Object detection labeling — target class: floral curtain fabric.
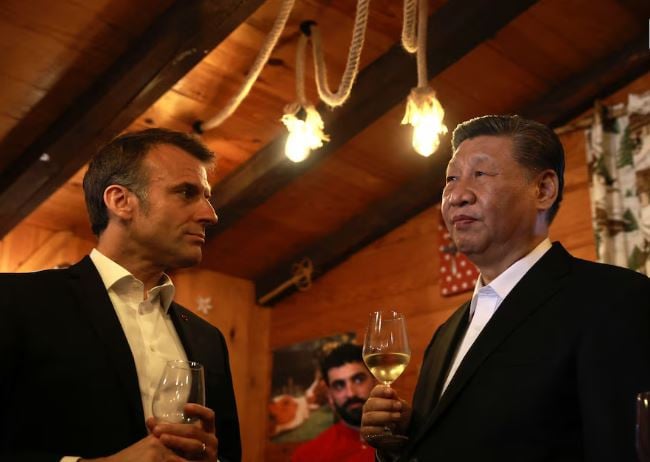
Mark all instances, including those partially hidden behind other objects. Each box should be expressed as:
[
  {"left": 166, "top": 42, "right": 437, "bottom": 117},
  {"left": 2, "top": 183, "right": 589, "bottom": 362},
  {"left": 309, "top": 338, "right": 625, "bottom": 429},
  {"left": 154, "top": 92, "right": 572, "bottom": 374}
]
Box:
[{"left": 586, "top": 91, "right": 650, "bottom": 275}]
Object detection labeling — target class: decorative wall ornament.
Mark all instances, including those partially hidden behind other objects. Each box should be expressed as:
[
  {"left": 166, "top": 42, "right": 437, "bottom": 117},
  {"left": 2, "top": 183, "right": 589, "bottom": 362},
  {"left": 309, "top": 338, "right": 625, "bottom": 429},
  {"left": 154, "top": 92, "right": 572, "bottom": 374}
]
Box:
[
  {"left": 257, "top": 257, "right": 313, "bottom": 305},
  {"left": 196, "top": 295, "right": 213, "bottom": 316},
  {"left": 437, "top": 213, "right": 479, "bottom": 297}
]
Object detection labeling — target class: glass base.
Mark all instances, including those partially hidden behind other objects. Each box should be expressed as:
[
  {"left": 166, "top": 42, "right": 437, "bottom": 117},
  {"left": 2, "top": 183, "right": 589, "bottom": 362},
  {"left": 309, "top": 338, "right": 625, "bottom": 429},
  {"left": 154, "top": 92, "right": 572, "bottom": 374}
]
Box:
[{"left": 365, "top": 432, "right": 408, "bottom": 448}]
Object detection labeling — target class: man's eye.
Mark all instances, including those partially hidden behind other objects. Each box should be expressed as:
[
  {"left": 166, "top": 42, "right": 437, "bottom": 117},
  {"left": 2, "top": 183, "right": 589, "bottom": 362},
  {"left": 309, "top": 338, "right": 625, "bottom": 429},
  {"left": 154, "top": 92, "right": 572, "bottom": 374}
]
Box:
[
  {"left": 179, "top": 187, "right": 198, "bottom": 199},
  {"left": 445, "top": 176, "right": 457, "bottom": 183}
]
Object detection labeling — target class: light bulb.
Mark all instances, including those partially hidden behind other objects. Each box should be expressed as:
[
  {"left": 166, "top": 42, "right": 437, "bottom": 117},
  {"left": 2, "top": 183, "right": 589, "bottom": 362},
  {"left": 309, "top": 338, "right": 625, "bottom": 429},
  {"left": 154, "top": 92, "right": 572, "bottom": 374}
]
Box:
[
  {"left": 284, "top": 119, "right": 311, "bottom": 162},
  {"left": 281, "top": 104, "right": 329, "bottom": 163},
  {"left": 402, "top": 87, "right": 447, "bottom": 157},
  {"left": 411, "top": 111, "right": 443, "bottom": 157}
]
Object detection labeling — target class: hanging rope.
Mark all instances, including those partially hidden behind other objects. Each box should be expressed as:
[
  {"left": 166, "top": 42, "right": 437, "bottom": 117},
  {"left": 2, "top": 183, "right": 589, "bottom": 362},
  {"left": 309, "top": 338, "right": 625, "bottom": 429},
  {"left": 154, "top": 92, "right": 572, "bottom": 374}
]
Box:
[
  {"left": 197, "top": 0, "right": 296, "bottom": 132},
  {"left": 401, "top": 0, "right": 417, "bottom": 53},
  {"left": 282, "top": 27, "right": 329, "bottom": 163},
  {"left": 308, "top": 0, "right": 371, "bottom": 107},
  {"left": 401, "top": 0, "right": 428, "bottom": 86},
  {"left": 295, "top": 27, "right": 310, "bottom": 106},
  {"left": 415, "top": 0, "right": 428, "bottom": 87},
  {"left": 400, "top": 0, "right": 447, "bottom": 157}
]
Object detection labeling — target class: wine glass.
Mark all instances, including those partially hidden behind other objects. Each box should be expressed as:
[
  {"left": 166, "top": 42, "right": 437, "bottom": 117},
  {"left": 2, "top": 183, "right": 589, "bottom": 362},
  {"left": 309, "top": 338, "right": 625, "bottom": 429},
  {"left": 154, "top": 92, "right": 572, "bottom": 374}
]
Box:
[
  {"left": 152, "top": 360, "right": 206, "bottom": 423},
  {"left": 638, "top": 391, "right": 650, "bottom": 462},
  {"left": 363, "top": 310, "right": 411, "bottom": 444}
]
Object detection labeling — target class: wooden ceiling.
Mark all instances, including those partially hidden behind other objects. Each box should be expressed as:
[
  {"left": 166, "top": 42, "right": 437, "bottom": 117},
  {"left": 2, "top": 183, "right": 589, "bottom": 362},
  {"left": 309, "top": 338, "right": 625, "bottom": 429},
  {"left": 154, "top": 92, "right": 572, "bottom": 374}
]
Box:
[{"left": 1, "top": 0, "right": 648, "bottom": 303}]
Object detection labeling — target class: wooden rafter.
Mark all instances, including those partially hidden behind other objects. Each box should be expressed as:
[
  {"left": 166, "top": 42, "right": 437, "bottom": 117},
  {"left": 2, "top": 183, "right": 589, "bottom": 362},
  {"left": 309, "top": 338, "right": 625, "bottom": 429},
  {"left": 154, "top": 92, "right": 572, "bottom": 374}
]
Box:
[
  {"left": 255, "top": 35, "right": 650, "bottom": 305},
  {"left": 0, "top": 0, "right": 265, "bottom": 239},
  {"left": 207, "top": 0, "right": 540, "bottom": 237},
  {"left": 522, "top": 37, "right": 650, "bottom": 126}
]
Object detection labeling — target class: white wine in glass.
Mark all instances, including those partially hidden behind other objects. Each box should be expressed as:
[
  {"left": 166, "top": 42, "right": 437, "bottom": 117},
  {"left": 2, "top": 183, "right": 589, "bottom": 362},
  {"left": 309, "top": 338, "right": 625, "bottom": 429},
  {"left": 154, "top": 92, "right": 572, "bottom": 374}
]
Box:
[
  {"left": 364, "top": 352, "right": 410, "bottom": 386},
  {"left": 363, "top": 310, "right": 411, "bottom": 444}
]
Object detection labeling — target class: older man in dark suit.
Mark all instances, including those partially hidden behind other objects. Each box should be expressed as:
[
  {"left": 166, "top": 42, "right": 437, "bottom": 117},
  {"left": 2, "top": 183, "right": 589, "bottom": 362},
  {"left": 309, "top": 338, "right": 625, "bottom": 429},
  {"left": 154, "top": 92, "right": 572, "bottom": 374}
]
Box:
[
  {"left": 361, "top": 115, "right": 650, "bottom": 461},
  {"left": 0, "top": 129, "right": 241, "bottom": 462}
]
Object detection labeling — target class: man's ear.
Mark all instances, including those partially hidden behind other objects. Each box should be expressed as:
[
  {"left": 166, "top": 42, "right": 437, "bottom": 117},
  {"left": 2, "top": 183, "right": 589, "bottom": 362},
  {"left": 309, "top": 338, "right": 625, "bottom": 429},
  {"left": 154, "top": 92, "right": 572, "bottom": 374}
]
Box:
[
  {"left": 103, "top": 185, "right": 136, "bottom": 221},
  {"left": 535, "top": 169, "right": 559, "bottom": 213}
]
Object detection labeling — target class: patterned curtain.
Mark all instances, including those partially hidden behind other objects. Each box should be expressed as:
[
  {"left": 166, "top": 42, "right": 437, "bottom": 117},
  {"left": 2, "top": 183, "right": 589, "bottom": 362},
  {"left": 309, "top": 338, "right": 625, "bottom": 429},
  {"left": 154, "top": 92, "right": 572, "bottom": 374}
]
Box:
[{"left": 585, "top": 91, "right": 650, "bottom": 275}]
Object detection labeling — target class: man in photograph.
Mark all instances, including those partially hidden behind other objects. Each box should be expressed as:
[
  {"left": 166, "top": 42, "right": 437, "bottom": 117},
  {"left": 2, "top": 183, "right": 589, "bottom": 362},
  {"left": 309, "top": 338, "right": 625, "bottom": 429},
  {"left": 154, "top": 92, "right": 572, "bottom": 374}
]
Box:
[{"left": 293, "top": 343, "right": 375, "bottom": 461}]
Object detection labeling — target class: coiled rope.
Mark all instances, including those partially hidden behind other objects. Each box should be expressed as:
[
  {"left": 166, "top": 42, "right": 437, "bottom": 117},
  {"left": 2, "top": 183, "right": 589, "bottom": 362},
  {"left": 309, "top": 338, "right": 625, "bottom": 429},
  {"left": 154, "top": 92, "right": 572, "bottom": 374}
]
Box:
[{"left": 199, "top": 0, "right": 295, "bottom": 131}]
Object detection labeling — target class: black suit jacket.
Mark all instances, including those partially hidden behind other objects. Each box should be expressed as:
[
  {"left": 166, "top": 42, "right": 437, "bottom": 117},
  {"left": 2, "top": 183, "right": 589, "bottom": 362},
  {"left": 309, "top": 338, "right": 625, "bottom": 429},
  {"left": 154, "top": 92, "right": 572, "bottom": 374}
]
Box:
[
  {"left": 0, "top": 256, "right": 241, "bottom": 462},
  {"left": 402, "top": 243, "right": 650, "bottom": 462}
]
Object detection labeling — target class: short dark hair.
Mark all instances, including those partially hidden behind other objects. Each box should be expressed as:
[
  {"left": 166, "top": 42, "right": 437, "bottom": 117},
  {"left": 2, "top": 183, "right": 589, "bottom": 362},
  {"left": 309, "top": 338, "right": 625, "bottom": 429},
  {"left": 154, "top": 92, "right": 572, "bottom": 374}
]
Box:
[
  {"left": 83, "top": 128, "right": 214, "bottom": 235},
  {"left": 451, "top": 115, "right": 565, "bottom": 223},
  {"left": 320, "top": 343, "right": 363, "bottom": 386}
]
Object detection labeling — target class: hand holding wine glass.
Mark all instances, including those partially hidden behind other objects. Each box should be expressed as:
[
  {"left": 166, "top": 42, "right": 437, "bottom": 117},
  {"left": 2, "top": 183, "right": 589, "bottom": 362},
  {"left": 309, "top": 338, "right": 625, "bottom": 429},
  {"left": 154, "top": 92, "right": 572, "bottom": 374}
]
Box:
[
  {"left": 362, "top": 310, "right": 411, "bottom": 445},
  {"left": 150, "top": 360, "right": 217, "bottom": 460}
]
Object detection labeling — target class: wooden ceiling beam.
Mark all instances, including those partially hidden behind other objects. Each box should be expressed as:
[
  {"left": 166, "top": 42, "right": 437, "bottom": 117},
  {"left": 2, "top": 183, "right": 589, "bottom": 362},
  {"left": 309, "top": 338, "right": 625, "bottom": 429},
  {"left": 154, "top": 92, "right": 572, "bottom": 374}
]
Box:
[
  {"left": 0, "top": 0, "right": 265, "bottom": 239},
  {"left": 255, "top": 35, "right": 650, "bottom": 305},
  {"left": 207, "top": 0, "right": 540, "bottom": 237},
  {"left": 522, "top": 37, "right": 650, "bottom": 126}
]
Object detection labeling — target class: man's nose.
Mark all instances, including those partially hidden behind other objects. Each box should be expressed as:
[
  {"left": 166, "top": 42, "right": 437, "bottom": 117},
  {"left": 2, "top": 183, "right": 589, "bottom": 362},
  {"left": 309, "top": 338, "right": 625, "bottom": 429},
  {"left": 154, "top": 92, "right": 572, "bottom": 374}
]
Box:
[
  {"left": 446, "top": 179, "right": 476, "bottom": 207},
  {"left": 343, "top": 381, "right": 358, "bottom": 398},
  {"left": 198, "top": 198, "right": 218, "bottom": 225}
]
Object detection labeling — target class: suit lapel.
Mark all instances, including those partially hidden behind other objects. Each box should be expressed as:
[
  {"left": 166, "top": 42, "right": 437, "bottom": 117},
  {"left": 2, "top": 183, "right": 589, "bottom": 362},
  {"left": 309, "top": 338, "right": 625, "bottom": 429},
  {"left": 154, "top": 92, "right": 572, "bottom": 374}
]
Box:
[
  {"left": 169, "top": 303, "right": 213, "bottom": 367},
  {"left": 410, "top": 243, "right": 572, "bottom": 449},
  {"left": 169, "top": 303, "right": 196, "bottom": 360},
  {"left": 67, "top": 256, "right": 145, "bottom": 427},
  {"left": 413, "top": 303, "right": 470, "bottom": 416}
]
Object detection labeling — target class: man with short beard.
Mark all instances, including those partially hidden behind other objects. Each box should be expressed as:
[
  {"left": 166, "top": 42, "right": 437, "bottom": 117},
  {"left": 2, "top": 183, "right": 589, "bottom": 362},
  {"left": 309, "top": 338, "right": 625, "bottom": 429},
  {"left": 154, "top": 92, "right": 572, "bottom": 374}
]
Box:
[{"left": 291, "top": 343, "right": 376, "bottom": 462}]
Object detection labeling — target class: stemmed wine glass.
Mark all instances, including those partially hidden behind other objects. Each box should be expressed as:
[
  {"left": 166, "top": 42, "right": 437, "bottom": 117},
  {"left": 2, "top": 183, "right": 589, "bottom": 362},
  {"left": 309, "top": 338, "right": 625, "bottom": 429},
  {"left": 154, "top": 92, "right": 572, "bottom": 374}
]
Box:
[
  {"left": 363, "top": 310, "right": 411, "bottom": 444},
  {"left": 152, "top": 360, "right": 206, "bottom": 424},
  {"left": 638, "top": 391, "right": 650, "bottom": 462}
]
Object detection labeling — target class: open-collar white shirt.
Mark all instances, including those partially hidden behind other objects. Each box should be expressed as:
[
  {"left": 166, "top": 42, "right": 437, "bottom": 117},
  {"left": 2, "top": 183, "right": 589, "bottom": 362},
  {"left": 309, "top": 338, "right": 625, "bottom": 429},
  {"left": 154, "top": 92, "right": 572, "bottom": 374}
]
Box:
[
  {"left": 89, "top": 249, "right": 188, "bottom": 418},
  {"left": 441, "top": 238, "right": 552, "bottom": 394},
  {"left": 62, "top": 251, "right": 189, "bottom": 462}
]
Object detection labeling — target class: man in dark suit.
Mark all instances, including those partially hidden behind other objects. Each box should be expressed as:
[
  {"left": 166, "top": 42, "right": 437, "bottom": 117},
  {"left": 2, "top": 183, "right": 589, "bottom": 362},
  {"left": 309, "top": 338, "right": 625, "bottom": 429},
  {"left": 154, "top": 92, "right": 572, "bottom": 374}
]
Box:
[
  {"left": 0, "top": 129, "right": 241, "bottom": 462},
  {"left": 360, "top": 115, "right": 650, "bottom": 461}
]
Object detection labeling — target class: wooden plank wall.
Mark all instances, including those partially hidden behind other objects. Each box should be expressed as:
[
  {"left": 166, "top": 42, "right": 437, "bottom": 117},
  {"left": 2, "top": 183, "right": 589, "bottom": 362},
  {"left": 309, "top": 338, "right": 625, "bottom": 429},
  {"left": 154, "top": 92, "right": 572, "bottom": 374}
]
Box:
[
  {"left": 265, "top": 76, "right": 649, "bottom": 460},
  {"left": 0, "top": 221, "right": 94, "bottom": 272},
  {"left": 172, "top": 268, "right": 270, "bottom": 462}
]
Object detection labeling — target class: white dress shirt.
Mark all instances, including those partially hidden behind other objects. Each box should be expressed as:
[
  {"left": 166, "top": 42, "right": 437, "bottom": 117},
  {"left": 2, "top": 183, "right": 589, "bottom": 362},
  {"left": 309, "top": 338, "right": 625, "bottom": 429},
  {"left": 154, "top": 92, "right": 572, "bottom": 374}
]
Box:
[
  {"left": 61, "top": 249, "right": 187, "bottom": 462},
  {"left": 440, "top": 238, "right": 552, "bottom": 395}
]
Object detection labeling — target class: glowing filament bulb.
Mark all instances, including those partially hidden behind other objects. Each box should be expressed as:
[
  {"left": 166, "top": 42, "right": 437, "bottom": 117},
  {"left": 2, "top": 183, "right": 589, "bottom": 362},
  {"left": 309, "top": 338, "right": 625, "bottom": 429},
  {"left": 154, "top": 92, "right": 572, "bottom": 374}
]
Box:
[
  {"left": 402, "top": 87, "right": 448, "bottom": 157},
  {"left": 281, "top": 104, "right": 329, "bottom": 163}
]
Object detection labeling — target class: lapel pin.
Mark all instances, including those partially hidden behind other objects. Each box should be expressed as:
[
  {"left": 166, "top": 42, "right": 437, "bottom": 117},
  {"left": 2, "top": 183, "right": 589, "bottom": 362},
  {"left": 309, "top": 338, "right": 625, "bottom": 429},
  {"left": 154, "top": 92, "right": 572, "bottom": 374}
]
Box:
[{"left": 180, "top": 313, "right": 189, "bottom": 322}]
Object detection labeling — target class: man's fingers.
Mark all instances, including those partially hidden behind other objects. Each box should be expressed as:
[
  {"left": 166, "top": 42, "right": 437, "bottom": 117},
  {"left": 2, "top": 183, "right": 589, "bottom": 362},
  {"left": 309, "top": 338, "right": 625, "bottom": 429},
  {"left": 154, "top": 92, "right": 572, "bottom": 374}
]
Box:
[
  {"left": 184, "top": 403, "right": 216, "bottom": 433},
  {"left": 159, "top": 433, "right": 212, "bottom": 460},
  {"left": 361, "top": 425, "right": 389, "bottom": 437},
  {"left": 362, "top": 409, "right": 403, "bottom": 426},
  {"left": 153, "top": 422, "right": 199, "bottom": 438},
  {"left": 363, "top": 396, "right": 403, "bottom": 413},
  {"left": 369, "top": 384, "right": 398, "bottom": 399},
  {"left": 152, "top": 420, "right": 218, "bottom": 461},
  {"left": 145, "top": 417, "right": 157, "bottom": 434}
]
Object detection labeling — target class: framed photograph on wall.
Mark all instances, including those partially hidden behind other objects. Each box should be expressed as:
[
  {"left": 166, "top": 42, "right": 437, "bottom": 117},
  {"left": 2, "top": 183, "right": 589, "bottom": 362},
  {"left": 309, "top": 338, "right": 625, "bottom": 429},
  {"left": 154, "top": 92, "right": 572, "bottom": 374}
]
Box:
[{"left": 269, "top": 332, "right": 356, "bottom": 443}]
